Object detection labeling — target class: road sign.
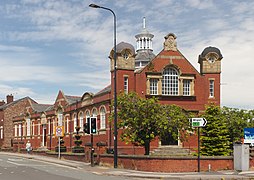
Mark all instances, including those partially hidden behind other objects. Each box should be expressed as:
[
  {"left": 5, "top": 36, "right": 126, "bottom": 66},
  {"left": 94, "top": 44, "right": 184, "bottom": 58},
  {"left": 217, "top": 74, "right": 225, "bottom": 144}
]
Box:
[
  {"left": 55, "top": 126, "right": 64, "bottom": 137},
  {"left": 190, "top": 118, "right": 207, "bottom": 127},
  {"left": 244, "top": 128, "right": 254, "bottom": 144}
]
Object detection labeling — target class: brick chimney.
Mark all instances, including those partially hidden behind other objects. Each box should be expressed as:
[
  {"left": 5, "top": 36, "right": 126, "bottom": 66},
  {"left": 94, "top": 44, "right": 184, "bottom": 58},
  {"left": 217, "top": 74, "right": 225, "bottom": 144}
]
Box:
[
  {"left": 7, "top": 94, "right": 14, "bottom": 104},
  {"left": 0, "top": 100, "right": 5, "bottom": 106}
]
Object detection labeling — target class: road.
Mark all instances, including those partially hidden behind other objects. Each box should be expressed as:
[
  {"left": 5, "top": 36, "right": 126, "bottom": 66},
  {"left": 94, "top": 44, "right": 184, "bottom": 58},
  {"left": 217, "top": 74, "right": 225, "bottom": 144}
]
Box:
[{"left": 0, "top": 154, "right": 133, "bottom": 180}]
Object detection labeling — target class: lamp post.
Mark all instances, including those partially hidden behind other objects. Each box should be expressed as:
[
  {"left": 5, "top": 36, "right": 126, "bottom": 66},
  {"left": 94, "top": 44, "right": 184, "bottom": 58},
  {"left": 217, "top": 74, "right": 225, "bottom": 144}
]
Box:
[{"left": 89, "top": 3, "right": 118, "bottom": 168}]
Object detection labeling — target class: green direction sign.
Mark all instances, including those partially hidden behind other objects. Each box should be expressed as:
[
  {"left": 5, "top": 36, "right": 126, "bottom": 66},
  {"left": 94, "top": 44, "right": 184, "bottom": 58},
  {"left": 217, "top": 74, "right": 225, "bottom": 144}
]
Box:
[
  {"left": 190, "top": 118, "right": 207, "bottom": 127},
  {"left": 192, "top": 122, "right": 200, "bottom": 127}
]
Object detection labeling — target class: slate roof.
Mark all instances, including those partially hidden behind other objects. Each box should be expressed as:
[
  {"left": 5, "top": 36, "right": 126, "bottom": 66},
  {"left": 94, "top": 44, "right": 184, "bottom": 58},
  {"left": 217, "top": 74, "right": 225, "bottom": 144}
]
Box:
[
  {"left": 0, "top": 96, "right": 36, "bottom": 110},
  {"left": 31, "top": 103, "right": 53, "bottom": 113},
  {"left": 65, "top": 95, "right": 81, "bottom": 105},
  {"left": 94, "top": 85, "right": 111, "bottom": 97},
  {"left": 135, "top": 50, "right": 155, "bottom": 62},
  {"left": 116, "top": 42, "right": 135, "bottom": 55},
  {"left": 200, "top": 46, "right": 223, "bottom": 59}
]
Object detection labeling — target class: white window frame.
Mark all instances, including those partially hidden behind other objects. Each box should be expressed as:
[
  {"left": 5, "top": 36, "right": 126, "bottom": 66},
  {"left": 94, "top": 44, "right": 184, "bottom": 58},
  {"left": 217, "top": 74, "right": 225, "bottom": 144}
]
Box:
[
  {"left": 100, "top": 107, "right": 106, "bottom": 129},
  {"left": 92, "top": 109, "right": 97, "bottom": 117},
  {"left": 79, "top": 112, "right": 84, "bottom": 132},
  {"left": 209, "top": 80, "right": 214, "bottom": 97},
  {"left": 162, "top": 68, "right": 179, "bottom": 95},
  {"left": 26, "top": 118, "right": 31, "bottom": 137},
  {"left": 14, "top": 124, "right": 18, "bottom": 137},
  {"left": 32, "top": 121, "right": 35, "bottom": 136},
  {"left": 38, "top": 122, "right": 40, "bottom": 135},
  {"left": 150, "top": 79, "right": 158, "bottom": 95},
  {"left": 58, "top": 113, "right": 63, "bottom": 126},
  {"left": 124, "top": 76, "right": 128, "bottom": 94},
  {"left": 66, "top": 117, "right": 69, "bottom": 133},
  {"left": 18, "top": 124, "right": 22, "bottom": 137},
  {"left": 86, "top": 111, "right": 90, "bottom": 122},
  {"left": 183, "top": 79, "right": 191, "bottom": 96},
  {"left": 73, "top": 114, "right": 77, "bottom": 130},
  {"left": 0, "top": 126, "right": 3, "bottom": 139}
]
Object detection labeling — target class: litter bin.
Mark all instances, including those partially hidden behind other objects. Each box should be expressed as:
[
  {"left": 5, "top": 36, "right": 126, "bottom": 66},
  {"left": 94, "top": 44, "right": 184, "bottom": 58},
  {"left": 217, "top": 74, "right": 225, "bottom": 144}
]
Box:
[{"left": 234, "top": 143, "right": 249, "bottom": 171}]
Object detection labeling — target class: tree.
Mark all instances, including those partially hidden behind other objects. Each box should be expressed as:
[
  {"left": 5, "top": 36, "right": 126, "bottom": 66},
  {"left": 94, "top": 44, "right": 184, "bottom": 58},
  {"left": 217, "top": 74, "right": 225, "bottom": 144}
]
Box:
[
  {"left": 158, "top": 104, "right": 190, "bottom": 143},
  {"left": 116, "top": 92, "right": 162, "bottom": 155},
  {"left": 221, "top": 107, "right": 249, "bottom": 149},
  {"left": 200, "top": 104, "right": 231, "bottom": 156},
  {"left": 115, "top": 92, "right": 190, "bottom": 155}
]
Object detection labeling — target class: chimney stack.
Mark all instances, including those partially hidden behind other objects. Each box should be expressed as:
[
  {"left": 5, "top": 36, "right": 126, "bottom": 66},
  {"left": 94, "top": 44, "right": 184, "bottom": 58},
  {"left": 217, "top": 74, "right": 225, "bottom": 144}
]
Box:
[
  {"left": 7, "top": 94, "right": 14, "bottom": 104},
  {"left": 0, "top": 100, "right": 5, "bottom": 106}
]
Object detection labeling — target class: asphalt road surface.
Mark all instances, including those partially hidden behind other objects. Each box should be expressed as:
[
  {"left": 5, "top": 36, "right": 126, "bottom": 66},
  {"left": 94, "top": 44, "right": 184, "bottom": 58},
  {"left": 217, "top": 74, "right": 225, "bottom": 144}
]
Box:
[{"left": 0, "top": 154, "right": 132, "bottom": 180}]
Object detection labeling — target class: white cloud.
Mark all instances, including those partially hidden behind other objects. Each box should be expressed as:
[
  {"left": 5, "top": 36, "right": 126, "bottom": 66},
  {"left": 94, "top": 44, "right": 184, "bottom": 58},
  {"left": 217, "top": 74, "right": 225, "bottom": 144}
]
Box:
[
  {"left": 0, "top": 0, "right": 253, "bottom": 109},
  {"left": 0, "top": 84, "right": 35, "bottom": 99},
  {"left": 186, "top": 0, "right": 215, "bottom": 9}
]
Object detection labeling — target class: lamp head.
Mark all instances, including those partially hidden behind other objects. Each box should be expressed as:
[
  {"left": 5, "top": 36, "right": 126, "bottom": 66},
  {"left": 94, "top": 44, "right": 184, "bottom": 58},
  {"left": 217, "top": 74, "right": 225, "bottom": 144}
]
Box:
[{"left": 89, "top": 4, "right": 101, "bottom": 8}]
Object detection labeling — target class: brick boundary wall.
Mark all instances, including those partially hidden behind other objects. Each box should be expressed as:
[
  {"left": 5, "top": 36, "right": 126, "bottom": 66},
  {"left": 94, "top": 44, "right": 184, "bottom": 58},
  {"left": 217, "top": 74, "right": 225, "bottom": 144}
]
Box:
[
  {"left": 2, "top": 148, "right": 254, "bottom": 173},
  {"left": 98, "top": 154, "right": 234, "bottom": 172}
]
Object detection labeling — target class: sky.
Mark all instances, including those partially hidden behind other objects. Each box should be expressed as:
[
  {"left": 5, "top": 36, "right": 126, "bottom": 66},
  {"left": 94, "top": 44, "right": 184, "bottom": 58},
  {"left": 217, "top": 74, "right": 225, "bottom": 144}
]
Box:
[{"left": 0, "top": 0, "right": 253, "bottom": 109}]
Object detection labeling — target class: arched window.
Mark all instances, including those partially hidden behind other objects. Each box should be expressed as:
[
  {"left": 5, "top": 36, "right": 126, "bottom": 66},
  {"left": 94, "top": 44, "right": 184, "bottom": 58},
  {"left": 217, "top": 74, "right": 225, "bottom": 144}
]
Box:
[
  {"left": 79, "top": 112, "right": 84, "bottom": 132},
  {"left": 26, "top": 117, "right": 31, "bottom": 137},
  {"left": 57, "top": 108, "right": 63, "bottom": 126},
  {"left": 73, "top": 113, "right": 77, "bottom": 129},
  {"left": 92, "top": 108, "right": 97, "bottom": 117},
  {"left": 65, "top": 116, "right": 69, "bottom": 133},
  {"left": 85, "top": 110, "right": 90, "bottom": 124},
  {"left": 100, "top": 107, "right": 106, "bottom": 129},
  {"left": 162, "top": 67, "right": 179, "bottom": 95}
]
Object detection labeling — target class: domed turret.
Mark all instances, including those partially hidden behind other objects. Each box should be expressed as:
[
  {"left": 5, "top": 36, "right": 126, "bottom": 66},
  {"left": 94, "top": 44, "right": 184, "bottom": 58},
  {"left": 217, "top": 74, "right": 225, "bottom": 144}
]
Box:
[
  {"left": 135, "top": 17, "right": 155, "bottom": 69},
  {"left": 109, "top": 42, "right": 135, "bottom": 72},
  {"left": 198, "top": 46, "right": 223, "bottom": 74}
]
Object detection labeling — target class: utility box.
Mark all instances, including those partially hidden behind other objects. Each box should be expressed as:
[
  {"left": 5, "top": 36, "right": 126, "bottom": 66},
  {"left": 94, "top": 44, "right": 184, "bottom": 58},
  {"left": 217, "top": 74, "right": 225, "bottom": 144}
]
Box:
[{"left": 234, "top": 144, "right": 249, "bottom": 171}]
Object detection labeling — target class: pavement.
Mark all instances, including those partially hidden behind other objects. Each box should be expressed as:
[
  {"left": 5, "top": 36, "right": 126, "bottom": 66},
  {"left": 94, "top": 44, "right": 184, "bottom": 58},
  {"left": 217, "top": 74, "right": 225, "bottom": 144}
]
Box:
[{"left": 1, "top": 151, "right": 254, "bottom": 179}]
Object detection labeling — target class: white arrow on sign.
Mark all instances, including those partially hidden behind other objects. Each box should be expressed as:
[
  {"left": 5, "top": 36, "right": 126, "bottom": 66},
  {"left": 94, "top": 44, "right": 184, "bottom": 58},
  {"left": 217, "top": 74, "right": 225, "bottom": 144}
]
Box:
[{"left": 190, "top": 118, "right": 207, "bottom": 127}]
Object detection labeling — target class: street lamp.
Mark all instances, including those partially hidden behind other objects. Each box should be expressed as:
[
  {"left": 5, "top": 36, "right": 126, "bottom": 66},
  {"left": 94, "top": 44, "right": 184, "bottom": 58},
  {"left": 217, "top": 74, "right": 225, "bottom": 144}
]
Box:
[{"left": 89, "top": 3, "right": 118, "bottom": 168}]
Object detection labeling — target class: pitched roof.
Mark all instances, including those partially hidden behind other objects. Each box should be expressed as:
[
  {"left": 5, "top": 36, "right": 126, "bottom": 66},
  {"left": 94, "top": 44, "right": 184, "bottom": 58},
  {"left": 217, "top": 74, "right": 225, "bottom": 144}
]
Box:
[
  {"left": 65, "top": 95, "right": 81, "bottom": 104},
  {"left": 31, "top": 103, "right": 53, "bottom": 113},
  {"left": 0, "top": 96, "right": 36, "bottom": 110},
  {"left": 94, "top": 85, "right": 111, "bottom": 97}
]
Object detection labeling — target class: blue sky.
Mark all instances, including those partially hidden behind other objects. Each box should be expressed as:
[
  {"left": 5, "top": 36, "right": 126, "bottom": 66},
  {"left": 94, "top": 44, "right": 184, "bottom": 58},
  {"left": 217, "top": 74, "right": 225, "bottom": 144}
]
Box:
[{"left": 0, "top": 0, "right": 253, "bottom": 109}]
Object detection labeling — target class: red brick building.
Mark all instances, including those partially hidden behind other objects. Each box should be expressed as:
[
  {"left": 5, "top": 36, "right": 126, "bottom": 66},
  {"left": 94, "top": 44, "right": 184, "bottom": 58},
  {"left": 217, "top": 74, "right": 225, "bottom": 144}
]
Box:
[{"left": 0, "top": 23, "right": 223, "bottom": 155}]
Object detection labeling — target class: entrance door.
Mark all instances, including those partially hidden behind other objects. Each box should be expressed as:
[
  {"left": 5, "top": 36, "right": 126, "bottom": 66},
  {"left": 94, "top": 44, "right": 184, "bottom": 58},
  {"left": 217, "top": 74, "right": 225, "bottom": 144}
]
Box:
[
  {"left": 161, "top": 133, "right": 178, "bottom": 146},
  {"left": 161, "top": 127, "right": 178, "bottom": 146}
]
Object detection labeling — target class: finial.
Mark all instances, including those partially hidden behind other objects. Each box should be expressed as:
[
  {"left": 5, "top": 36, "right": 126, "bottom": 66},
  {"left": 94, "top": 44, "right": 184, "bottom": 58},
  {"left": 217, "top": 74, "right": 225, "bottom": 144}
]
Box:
[{"left": 143, "top": 17, "right": 146, "bottom": 29}]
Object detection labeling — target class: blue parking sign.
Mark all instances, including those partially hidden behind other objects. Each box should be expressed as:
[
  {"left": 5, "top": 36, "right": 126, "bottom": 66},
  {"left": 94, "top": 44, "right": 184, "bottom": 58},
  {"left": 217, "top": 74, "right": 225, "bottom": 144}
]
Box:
[{"left": 244, "top": 128, "right": 254, "bottom": 144}]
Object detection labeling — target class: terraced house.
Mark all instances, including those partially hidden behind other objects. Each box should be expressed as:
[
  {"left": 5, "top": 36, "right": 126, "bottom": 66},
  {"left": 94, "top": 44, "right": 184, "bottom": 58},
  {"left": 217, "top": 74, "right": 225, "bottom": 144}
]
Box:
[{"left": 0, "top": 22, "right": 223, "bottom": 155}]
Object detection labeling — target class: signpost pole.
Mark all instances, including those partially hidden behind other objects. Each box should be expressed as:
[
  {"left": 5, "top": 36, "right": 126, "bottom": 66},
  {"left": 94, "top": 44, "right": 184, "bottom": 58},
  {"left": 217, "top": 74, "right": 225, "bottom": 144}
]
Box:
[
  {"left": 55, "top": 126, "right": 63, "bottom": 159},
  {"left": 198, "top": 127, "right": 200, "bottom": 172},
  {"left": 58, "top": 136, "right": 60, "bottom": 159},
  {"left": 190, "top": 118, "right": 206, "bottom": 172},
  {"left": 91, "top": 133, "right": 94, "bottom": 167}
]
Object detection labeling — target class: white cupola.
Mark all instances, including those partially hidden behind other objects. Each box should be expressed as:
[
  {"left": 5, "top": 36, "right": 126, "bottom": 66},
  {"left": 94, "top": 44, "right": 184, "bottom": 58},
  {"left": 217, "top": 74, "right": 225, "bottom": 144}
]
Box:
[{"left": 135, "top": 17, "right": 155, "bottom": 69}]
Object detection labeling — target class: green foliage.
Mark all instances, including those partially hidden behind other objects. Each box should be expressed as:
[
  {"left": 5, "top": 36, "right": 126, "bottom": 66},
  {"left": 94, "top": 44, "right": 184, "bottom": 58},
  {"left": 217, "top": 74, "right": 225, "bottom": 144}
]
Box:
[
  {"left": 221, "top": 107, "right": 249, "bottom": 147},
  {"left": 117, "top": 92, "right": 161, "bottom": 147},
  {"left": 247, "top": 110, "right": 254, "bottom": 127},
  {"left": 115, "top": 92, "right": 190, "bottom": 155},
  {"left": 200, "top": 104, "right": 231, "bottom": 156},
  {"left": 158, "top": 104, "right": 190, "bottom": 142}
]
